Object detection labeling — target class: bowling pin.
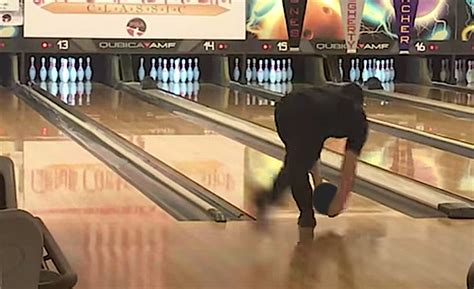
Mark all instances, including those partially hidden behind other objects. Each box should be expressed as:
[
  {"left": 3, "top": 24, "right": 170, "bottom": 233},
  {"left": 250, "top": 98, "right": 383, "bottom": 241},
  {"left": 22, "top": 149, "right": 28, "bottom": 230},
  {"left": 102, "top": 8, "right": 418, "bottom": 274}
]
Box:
[
  {"left": 59, "top": 59, "right": 69, "bottom": 83},
  {"left": 269, "top": 59, "right": 276, "bottom": 84},
  {"left": 374, "top": 60, "right": 381, "bottom": 81},
  {"left": 257, "top": 59, "right": 264, "bottom": 84},
  {"left": 440, "top": 59, "right": 448, "bottom": 82},
  {"left": 77, "top": 58, "right": 85, "bottom": 82},
  {"left": 454, "top": 60, "right": 460, "bottom": 83},
  {"left": 180, "top": 59, "right": 187, "bottom": 83},
  {"left": 263, "top": 59, "right": 269, "bottom": 82},
  {"left": 389, "top": 59, "right": 395, "bottom": 82},
  {"left": 282, "top": 59, "right": 287, "bottom": 82},
  {"left": 50, "top": 58, "right": 58, "bottom": 82},
  {"left": 150, "top": 58, "right": 157, "bottom": 80},
  {"left": 362, "top": 59, "right": 369, "bottom": 83},
  {"left": 367, "top": 59, "right": 372, "bottom": 78},
  {"left": 233, "top": 58, "right": 240, "bottom": 82},
  {"left": 138, "top": 58, "right": 146, "bottom": 81},
  {"left": 48, "top": 57, "right": 53, "bottom": 79},
  {"left": 245, "top": 59, "right": 252, "bottom": 83},
  {"left": 467, "top": 60, "right": 473, "bottom": 85},
  {"left": 170, "top": 59, "right": 175, "bottom": 81},
  {"left": 173, "top": 59, "right": 180, "bottom": 83},
  {"left": 349, "top": 59, "right": 356, "bottom": 82},
  {"left": 355, "top": 58, "right": 360, "bottom": 82},
  {"left": 338, "top": 58, "right": 344, "bottom": 82},
  {"left": 39, "top": 57, "right": 47, "bottom": 82},
  {"left": 193, "top": 58, "right": 200, "bottom": 81},
  {"left": 162, "top": 59, "right": 169, "bottom": 82},
  {"left": 69, "top": 58, "right": 77, "bottom": 82},
  {"left": 187, "top": 59, "right": 194, "bottom": 82},
  {"left": 372, "top": 58, "right": 377, "bottom": 79},
  {"left": 40, "top": 81, "right": 47, "bottom": 91},
  {"left": 275, "top": 60, "right": 282, "bottom": 83},
  {"left": 251, "top": 58, "right": 257, "bottom": 82},
  {"left": 157, "top": 58, "right": 163, "bottom": 82},
  {"left": 287, "top": 58, "right": 293, "bottom": 82},
  {"left": 85, "top": 57, "right": 93, "bottom": 81},
  {"left": 29, "top": 56, "right": 36, "bottom": 82},
  {"left": 380, "top": 60, "right": 386, "bottom": 82}
]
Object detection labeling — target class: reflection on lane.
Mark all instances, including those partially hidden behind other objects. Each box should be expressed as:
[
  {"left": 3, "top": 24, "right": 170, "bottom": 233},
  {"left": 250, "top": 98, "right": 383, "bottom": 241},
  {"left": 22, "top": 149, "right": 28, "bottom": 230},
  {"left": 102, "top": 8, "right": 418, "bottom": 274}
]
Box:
[
  {"left": 0, "top": 90, "right": 176, "bottom": 289},
  {"left": 48, "top": 83, "right": 393, "bottom": 216},
  {"left": 364, "top": 97, "right": 474, "bottom": 145},
  {"left": 160, "top": 82, "right": 473, "bottom": 145},
  {"left": 0, "top": 88, "right": 170, "bottom": 218},
  {"left": 157, "top": 83, "right": 473, "bottom": 200},
  {"left": 393, "top": 83, "right": 474, "bottom": 107},
  {"left": 39, "top": 80, "right": 93, "bottom": 106}
]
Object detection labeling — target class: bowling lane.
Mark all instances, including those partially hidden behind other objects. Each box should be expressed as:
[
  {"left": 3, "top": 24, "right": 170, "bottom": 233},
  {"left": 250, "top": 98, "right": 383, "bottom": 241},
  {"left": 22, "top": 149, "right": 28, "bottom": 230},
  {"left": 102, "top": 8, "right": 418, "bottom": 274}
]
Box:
[
  {"left": 55, "top": 83, "right": 396, "bottom": 217},
  {"left": 391, "top": 83, "right": 474, "bottom": 107},
  {"left": 0, "top": 88, "right": 179, "bottom": 288},
  {"left": 242, "top": 82, "right": 473, "bottom": 144},
  {"left": 159, "top": 83, "right": 473, "bottom": 200},
  {"left": 0, "top": 88, "right": 175, "bottom": 218}
]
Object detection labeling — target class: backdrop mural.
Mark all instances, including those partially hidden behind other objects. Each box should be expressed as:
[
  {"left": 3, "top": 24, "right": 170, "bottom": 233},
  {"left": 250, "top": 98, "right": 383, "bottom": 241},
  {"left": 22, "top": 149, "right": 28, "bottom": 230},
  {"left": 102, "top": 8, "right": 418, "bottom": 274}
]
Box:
[{"left": 246, "top": 0, "right": 456, "bottom": 41}]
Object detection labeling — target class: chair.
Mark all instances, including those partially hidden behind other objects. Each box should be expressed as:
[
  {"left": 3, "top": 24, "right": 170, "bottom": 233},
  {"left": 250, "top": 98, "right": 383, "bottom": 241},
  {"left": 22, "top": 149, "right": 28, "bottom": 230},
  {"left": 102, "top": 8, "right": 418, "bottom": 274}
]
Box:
[
  {"left": 0, "top": 156, "right": 17, "bottom": 209},
  {"left": 0, "top": 209, "right": 44, "bottom": 289}
]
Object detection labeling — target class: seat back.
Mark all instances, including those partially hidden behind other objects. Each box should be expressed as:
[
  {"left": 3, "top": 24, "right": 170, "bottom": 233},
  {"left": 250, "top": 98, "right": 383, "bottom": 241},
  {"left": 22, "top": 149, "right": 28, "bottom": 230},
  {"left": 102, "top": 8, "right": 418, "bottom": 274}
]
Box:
[
  {"left": 0, "top": 156, "right": 17, "bottom": 209},
  {"left": 0, "top": 209, "right": 43, "bottom": 289}
]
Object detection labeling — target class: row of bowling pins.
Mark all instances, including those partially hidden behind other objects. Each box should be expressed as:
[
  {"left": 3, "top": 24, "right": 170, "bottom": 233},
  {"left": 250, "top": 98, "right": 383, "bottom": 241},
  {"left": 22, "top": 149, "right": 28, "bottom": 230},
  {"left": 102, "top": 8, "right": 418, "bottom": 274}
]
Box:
[
  {"left": 138, "top": 57, "right": 200, "bottom": 83},
  {"left": 39, "top": 81, "right": 92, "bottom": 106},
  {"left": 234, "top": 58, "right": 294, "bottom": 84},
  {"left": 344, "top": 58, "right": 395, "bottom": 83},
  {"left": 438, "top": 59, "right": 474, "bottom": 84},
  {"left": 29, "top": 56, "right": 93, "bottom": 83}
]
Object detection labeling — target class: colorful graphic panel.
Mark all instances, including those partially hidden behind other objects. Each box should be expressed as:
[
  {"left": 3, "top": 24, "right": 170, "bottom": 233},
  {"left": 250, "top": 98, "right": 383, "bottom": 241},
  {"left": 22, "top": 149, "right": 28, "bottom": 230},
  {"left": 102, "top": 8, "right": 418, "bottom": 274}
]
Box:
[
  {"left": 24, "top": 0, "right": 245, "bottom": 39},
  {"left": 460, "top": 0, "right": 473, "bottom": 41},
  {"left": 246, "top": 0, "right": 455, "bottom": 41}
]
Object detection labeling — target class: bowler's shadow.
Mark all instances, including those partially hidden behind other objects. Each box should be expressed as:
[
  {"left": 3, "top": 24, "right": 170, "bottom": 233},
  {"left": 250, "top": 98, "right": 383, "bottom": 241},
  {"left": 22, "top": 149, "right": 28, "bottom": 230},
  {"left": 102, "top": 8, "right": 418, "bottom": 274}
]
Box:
[{"left": 286, "top": 229, "right": 357, "bottom": 289}]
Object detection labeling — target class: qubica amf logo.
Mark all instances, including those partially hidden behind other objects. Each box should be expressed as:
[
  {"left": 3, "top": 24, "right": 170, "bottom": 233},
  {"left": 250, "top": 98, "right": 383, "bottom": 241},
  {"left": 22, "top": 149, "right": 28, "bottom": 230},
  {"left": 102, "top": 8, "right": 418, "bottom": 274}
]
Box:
[{"left": 126, "top": 18, "right": 147, "bottom": 37}]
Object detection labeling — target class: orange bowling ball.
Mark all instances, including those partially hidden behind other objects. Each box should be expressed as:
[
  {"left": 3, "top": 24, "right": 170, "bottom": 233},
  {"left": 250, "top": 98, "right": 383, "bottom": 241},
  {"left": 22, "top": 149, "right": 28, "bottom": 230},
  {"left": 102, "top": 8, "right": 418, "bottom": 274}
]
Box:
[{"left": 270, "top": 0, "right": 344, "bottom": 40}]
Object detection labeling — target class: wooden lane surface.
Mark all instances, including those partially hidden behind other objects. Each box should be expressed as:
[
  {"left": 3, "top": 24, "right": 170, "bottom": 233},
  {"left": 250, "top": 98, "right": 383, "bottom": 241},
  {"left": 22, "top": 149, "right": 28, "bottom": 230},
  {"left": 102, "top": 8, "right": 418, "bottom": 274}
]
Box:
[
  {"left": 393, "top": 83, "right": 474, "bottom": 107},
  {"left": 183, "top": 84, "right": 473, "bottom": 200},
  {"left": 40, "top": 214, "right": 474, "bottom": 289},
  {"left": 69, "top": 84, "right": 395, "bottom": 216},
  {"left": 1, "top": 88, "right": 472, "bottom": 289}
]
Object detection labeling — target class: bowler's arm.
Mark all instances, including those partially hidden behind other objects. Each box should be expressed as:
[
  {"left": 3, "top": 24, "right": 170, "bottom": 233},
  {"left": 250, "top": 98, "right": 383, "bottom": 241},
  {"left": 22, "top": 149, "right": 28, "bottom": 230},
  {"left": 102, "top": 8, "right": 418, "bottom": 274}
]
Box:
[{"left": 339, "top": 116, "right": 368, "bottom": 206}]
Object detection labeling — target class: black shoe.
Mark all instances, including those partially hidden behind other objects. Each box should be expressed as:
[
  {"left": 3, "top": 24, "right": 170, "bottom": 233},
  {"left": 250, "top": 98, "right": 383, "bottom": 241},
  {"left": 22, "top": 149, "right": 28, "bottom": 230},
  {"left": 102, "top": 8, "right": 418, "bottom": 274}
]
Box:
[
  {"left": 253, "top": 191, "right": 269, "bottom": 229},
  {"left": 297, "top": 212, "right": 316, "bottom": 228}
]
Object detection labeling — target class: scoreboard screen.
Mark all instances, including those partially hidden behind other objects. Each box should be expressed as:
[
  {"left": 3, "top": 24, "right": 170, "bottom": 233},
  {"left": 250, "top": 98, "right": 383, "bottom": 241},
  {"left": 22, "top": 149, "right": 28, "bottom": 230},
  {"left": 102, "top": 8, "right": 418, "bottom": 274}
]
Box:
[{"left": 23, "top": 0, "right": 246, "bottom": 39}]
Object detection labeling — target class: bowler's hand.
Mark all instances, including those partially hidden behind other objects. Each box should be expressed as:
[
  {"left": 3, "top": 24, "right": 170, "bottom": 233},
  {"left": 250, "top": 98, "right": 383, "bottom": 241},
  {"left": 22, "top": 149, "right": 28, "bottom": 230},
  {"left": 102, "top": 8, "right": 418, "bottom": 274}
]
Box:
[{"left": 327, "top": 190, "right": 346, "bottom": 217}]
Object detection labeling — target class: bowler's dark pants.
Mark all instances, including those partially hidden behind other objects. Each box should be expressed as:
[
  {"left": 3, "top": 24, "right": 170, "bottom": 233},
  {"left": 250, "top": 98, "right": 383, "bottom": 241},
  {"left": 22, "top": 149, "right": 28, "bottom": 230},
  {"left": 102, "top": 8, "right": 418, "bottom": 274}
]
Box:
[{"left": 266, "top": 100, "right": 324, "bottom": 215}]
